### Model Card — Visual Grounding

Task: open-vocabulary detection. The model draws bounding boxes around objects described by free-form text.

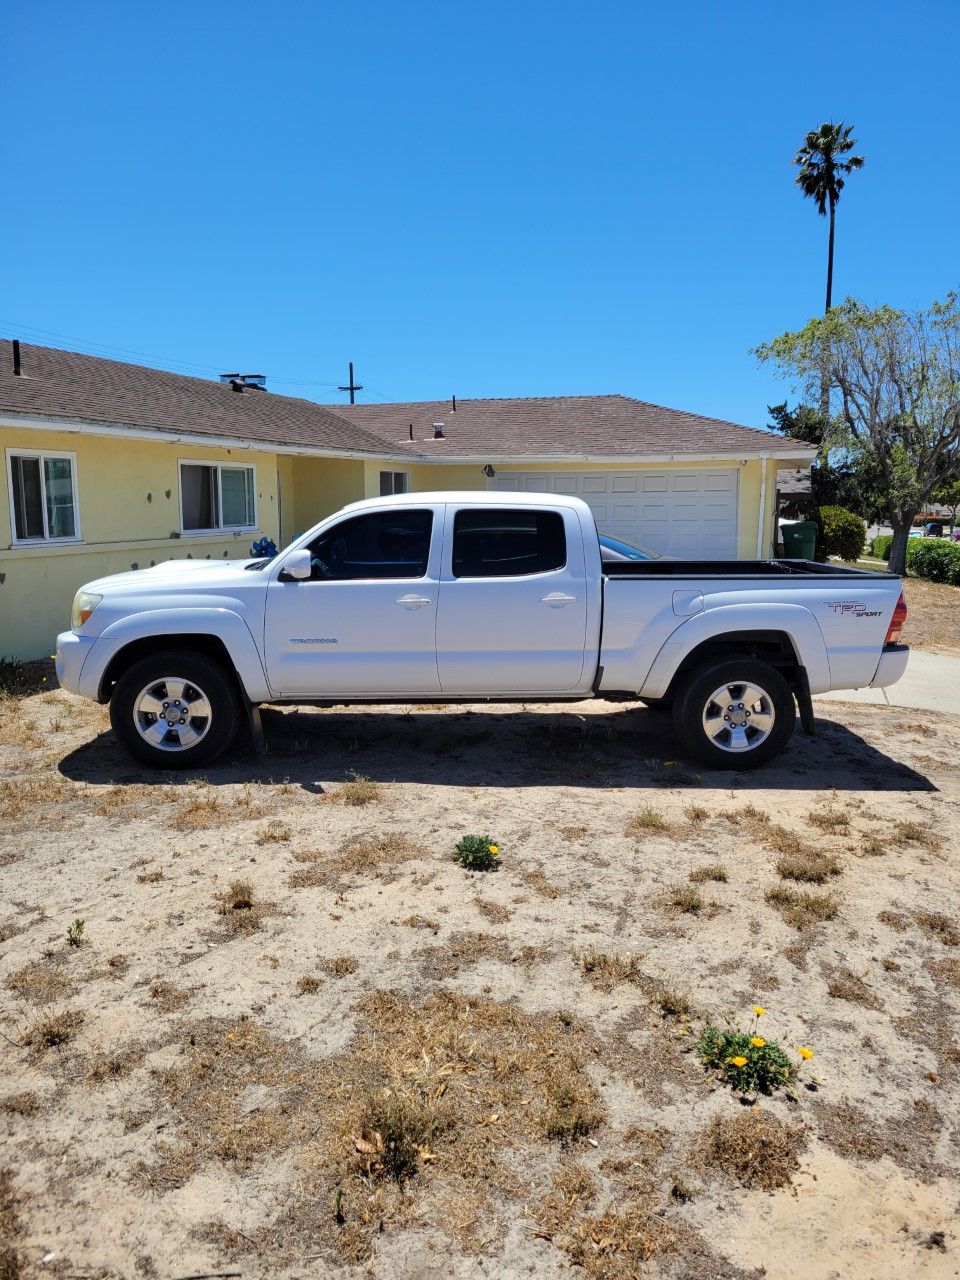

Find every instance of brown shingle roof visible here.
[328,395,813,458]
[0,342,814,460]
[0,341,389,455]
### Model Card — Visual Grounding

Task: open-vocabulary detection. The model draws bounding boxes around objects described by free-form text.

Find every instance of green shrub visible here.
[453,834,501,871]
[696,1024,794,1095]
[906,537,960,584]
[870,534,892,560]
[819,506,866,562]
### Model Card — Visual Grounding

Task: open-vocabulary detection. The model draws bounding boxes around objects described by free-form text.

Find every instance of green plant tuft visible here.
[696,1024,794,1095]
[453,834,501,872]
[66,919,85,948]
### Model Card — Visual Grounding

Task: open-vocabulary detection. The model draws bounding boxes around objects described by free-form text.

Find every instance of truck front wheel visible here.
[671,658,795,770]
[109,650,240,769]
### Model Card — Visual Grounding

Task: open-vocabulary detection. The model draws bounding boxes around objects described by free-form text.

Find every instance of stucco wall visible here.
[1,426,282,660]
[290,457,365,537]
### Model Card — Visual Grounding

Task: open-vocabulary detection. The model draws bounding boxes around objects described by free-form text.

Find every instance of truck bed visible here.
[604,558,895,579]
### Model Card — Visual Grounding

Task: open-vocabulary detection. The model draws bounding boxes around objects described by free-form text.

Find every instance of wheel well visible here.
[663,631,801,700]
[98,634,241,702]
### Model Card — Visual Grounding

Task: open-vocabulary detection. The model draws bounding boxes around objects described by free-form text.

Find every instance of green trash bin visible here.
[781,521,818,560]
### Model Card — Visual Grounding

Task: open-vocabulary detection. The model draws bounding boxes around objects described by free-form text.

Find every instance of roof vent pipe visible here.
[433,422,445,439]
[452,395,457,412]
[12,339,21,376]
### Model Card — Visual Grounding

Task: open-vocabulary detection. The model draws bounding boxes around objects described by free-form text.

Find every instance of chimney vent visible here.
[433,421,445,439]
[219,372,267,390]
[12,339,22,376]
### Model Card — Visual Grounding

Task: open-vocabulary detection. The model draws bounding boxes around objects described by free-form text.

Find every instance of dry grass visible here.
[149,981,190,1014]
[289,832,424,888]
[914,911,960,947]
[257,820,292,845]
[334,773,382,807]
[694,1111,806,1190]
[667,885,703,914]
[402,913,440,932]
[761,823,814,857]
[806,807,850,833]
[178,794,230,830]
[689,863,727,883]
[5,960,73,1005]
[22,1007,84,1057]
[516,868,562,899]
[766,885,840,928]
[684,803,708,822]
[319,956,358,978]
[0,1093,39,1117]
[826,967,883,1009]
[559,825,588,841]
[0,1168,25,1280]
[136,867,164,884]
[296,976,323,995]
[577,950,646,992]
[624,807,670,837]
[0,777,71,823]
[86,1045,147,1083]
[216,880,272,935]
[892,820,941,850]
[776,850,842,884]
[418,932,509,980]
[472,897,511,924]
[898,575,960,654]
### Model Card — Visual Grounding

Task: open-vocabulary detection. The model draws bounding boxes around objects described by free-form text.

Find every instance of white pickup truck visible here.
[56,492,909,771]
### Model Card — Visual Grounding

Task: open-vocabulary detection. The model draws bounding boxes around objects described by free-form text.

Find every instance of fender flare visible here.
[638,603,831,700]
[78,608,271,702]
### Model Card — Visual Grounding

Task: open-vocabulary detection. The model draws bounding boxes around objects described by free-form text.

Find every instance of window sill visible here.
[179,527,258,538]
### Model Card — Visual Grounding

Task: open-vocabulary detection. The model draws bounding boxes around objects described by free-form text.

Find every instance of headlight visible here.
[71,591,103,631]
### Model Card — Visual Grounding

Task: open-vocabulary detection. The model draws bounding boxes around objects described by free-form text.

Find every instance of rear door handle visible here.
[540,593,577,607]
[395,594,432,609]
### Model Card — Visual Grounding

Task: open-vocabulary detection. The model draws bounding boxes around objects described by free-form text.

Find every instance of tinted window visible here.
[306,510,432,580]
[452,509,566,578]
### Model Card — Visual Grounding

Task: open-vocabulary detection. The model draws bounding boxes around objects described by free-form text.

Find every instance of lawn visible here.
[1,690,957,1278]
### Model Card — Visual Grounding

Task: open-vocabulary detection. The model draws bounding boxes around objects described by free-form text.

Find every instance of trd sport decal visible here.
[825,601,882,618]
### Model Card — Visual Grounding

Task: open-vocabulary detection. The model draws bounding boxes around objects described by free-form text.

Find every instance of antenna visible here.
[338,361,363,404]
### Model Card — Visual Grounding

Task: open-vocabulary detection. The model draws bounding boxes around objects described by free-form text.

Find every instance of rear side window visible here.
[452,509,566,578]
[306,510,432,580]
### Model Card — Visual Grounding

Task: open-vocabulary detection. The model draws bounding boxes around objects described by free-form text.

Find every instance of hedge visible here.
[819,506,867,562]
[868,534,960,584]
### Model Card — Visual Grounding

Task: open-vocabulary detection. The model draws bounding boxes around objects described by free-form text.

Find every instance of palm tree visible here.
[794,122,865,312]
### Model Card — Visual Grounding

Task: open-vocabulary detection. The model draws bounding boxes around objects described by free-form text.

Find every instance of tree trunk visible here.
[888,518,913,577]
[825,197,835,313]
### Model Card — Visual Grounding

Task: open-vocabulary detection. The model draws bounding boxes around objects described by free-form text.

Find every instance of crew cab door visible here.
[264,507,441,695]
[436,504,589,693]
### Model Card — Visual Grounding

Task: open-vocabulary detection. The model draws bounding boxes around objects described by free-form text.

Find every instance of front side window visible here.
[7,451,79,542]
[379,470,409,496]
[306,509,432,580]
[180,462,256,532]
[452,509,566,578]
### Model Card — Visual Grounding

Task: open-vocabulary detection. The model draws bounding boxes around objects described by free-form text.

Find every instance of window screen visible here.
[306,509,432,580]
[181,464,219,530]
[221,466,255,527]
[452,509,566,578]
[10,453,77,541]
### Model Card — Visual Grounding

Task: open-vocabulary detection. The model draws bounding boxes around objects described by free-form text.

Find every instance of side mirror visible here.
[278,549,312,581]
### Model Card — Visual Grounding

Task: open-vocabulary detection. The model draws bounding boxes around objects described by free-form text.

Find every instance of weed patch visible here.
[694,1111,806,1190]
[914,912,959,946]
[826,967,882,1009]
[453,834,501,872]
[776,850,842,883]
[689,863,727,883]
[216,880,273,935]
[624,807,669,837]
[336,773,382,806]
[766,885,839,928]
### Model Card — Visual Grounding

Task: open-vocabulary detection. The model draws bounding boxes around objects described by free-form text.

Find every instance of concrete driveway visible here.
[815,648,960,716]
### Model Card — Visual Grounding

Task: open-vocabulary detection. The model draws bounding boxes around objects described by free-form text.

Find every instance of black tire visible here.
[671,658,795,770]
[109,649,241,769]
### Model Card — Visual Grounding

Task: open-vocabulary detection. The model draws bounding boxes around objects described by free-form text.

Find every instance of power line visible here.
[337,361,363,404]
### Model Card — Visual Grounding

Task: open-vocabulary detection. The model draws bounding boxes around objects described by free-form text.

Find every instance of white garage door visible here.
[491,469,739,559]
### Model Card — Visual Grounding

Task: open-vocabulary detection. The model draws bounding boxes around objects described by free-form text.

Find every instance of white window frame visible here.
[379,470,409,496]
[5,447,82,546]
[178,459,258,535]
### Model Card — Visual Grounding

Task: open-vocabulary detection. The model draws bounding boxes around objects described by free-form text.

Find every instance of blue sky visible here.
[2,1,958,428]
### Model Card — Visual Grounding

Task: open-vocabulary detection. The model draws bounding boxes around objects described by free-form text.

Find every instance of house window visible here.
[379,470,408,496]
[7,450,80,543]
[179,462,256,532]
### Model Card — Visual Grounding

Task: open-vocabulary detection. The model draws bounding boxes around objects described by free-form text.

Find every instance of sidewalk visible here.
[814,648,960,715]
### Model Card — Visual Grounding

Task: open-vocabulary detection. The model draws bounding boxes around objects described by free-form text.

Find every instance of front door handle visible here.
[395,594,432,610]
[540,593,577,607]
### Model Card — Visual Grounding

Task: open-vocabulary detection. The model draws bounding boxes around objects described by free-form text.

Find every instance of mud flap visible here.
[795,666,817,736]
[243,698,267,754]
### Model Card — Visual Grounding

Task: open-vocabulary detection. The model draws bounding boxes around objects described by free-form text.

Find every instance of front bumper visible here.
[55,631,101,699]
[870,644,909,689]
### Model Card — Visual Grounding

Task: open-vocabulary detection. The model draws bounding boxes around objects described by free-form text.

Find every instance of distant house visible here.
[0,341,814,659]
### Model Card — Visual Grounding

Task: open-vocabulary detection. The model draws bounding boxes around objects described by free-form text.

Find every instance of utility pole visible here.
[338,361,363,404]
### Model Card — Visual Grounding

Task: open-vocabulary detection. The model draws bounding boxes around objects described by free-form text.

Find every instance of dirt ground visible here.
[1,689,958,1280]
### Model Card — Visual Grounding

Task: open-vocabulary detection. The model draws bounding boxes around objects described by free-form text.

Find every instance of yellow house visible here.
[0,341,815,661]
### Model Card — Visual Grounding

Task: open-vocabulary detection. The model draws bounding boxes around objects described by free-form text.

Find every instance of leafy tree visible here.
[794,122,865,313]
[756,293,960,575]
[767,402,885,522]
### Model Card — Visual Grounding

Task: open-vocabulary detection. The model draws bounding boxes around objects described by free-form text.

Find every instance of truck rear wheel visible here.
[109,650,240,769]
[671,658,795,770]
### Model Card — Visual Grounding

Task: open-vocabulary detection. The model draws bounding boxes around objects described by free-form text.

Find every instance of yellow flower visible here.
[750,1036,766,1048]
[728,1056,748,1068]
[751,1005,767,1017]
[488,844,500,855]
[798,1046,814,1061]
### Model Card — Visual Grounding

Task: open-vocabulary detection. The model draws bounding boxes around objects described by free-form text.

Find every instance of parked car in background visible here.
[598,533,665,562]
[923,521,945,537]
